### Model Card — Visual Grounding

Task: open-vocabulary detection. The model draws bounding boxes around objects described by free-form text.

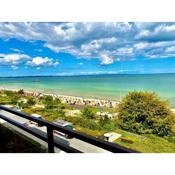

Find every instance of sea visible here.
[0,74,175,106]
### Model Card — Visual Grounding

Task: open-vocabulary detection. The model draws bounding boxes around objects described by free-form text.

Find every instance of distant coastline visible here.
[1,72,175,78]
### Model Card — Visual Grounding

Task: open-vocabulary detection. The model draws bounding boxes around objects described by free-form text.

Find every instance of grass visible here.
[79,106,118,113]
[75,125,105,137]
[113,128,175,153]
[75,126,175,153]
[22,107,63,121]
[0,95,12,104]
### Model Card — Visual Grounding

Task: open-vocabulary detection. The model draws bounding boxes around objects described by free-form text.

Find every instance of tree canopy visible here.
[118,91,175,137]
[27,97,36,106]
[81,107,96,119]
[18,89,24,95]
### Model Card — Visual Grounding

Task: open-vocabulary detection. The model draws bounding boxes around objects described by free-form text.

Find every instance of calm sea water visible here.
[0,74,175,106]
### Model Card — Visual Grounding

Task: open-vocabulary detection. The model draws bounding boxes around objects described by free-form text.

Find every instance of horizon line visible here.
[1,72,175,78]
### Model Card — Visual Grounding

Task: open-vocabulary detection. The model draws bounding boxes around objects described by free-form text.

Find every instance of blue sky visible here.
[1,22,175,76]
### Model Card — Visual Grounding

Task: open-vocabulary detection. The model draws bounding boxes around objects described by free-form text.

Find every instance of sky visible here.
[1,22,175,76]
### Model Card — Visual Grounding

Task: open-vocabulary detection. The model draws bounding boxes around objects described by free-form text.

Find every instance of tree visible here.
[17,101,28,109]
[11,98,18,105]
[99,115,110,127]
[118,91,174,137]
[98,115,116,130]
[18,89,24,95]
[42,96,54,109]
[27,98,36,106]
[54,98,61,105]
[81,107,96,119]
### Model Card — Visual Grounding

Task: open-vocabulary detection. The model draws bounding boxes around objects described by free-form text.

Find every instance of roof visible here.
[104,132,122,142]
[31,114,42,118]
[104,132,122,138]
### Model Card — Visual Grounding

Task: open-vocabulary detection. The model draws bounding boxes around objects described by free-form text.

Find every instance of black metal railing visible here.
[0,105,139,153]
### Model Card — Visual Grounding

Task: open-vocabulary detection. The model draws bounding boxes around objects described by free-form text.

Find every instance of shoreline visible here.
[0,86,119,108]
[1,86,175,111]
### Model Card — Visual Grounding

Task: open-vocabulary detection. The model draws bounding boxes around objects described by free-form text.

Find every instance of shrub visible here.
[42,96,54,109]
[27,98,36,106]
[56,109,66,118]
[79,118,100,130]
[4,90,15,96]
[42,96,61,109]
[118,91,174,137]
[64,116,100,130]
[54,98,61,104]
[18,89,24,95]
[98,115,110,127]
[81,107,96,119]
[98,115,118,131]
[10,98,18,105]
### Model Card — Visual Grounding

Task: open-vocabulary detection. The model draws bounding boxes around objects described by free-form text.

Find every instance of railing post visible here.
[47,126,54,153]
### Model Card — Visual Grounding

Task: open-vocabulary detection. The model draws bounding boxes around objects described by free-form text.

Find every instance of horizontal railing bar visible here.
[0,114,82,153]
[0,113,47,141]
[0,106,138,153]
[0,106,51,126]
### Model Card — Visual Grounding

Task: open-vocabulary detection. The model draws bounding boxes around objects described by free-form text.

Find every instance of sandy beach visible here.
[0,86,119,108]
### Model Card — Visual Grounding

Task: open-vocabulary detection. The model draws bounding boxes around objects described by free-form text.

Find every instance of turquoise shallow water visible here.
[1,74,175,106]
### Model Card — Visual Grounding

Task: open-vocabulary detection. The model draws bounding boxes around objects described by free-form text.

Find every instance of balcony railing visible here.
[0,105,139,153]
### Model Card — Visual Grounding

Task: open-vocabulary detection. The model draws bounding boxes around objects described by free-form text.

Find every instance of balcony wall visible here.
[0,124,47,153]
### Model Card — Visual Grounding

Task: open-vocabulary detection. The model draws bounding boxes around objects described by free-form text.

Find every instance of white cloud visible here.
[26,56,59,67]
[100,54,113,65]
[0,53,59,68]
[136,30,151,39]
[56,70,123,76]
[53,61,59,66]
[134,42,149,49]
[155,24,175,33]
[165,46,175,53]
[0,53,30,65]
[117,47,133,55]
[1,22,175,64]
[10,48,22,53]
[0,22,133,64]
[119,39,175,60]
[11,65,18,70]
[136,23,175,42]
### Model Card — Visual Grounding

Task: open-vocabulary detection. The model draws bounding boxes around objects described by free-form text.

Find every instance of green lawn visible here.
[72,125,175,153]
[113,128,175,153]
